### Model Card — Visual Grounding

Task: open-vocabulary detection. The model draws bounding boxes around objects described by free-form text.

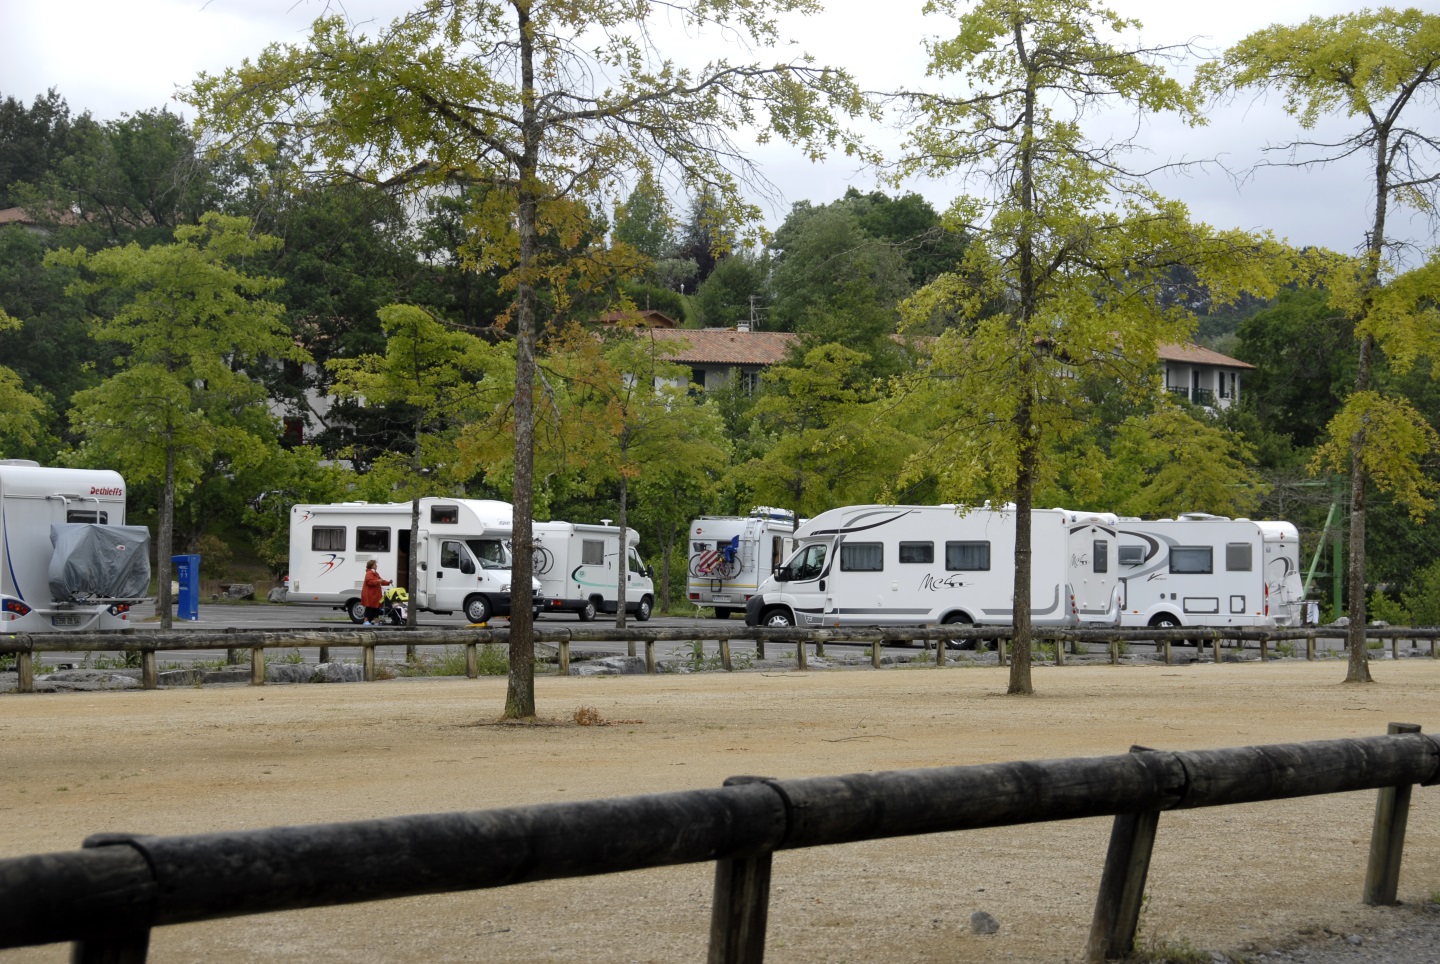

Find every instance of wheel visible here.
[464,595,492,624]
[942,613,974,649]
[713,607,733,620]
[635,596,653,622]
[347,599,366,624]
[387,609,404,627]
[762,608,794,628]
[578,599,596,622]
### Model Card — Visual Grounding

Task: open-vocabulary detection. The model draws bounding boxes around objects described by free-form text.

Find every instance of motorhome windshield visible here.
[781,543,827,581]
[466,539,509,569]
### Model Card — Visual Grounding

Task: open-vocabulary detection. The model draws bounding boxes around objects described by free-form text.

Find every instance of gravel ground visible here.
[4,658,1440,962]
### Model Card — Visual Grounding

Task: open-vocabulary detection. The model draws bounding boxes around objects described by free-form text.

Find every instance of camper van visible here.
[686,507,796,619]
[743,504,1121,630]
[532,521,654,621]
[1116,514,1306,630]
[0,460,150,632]
[287,498,542,624]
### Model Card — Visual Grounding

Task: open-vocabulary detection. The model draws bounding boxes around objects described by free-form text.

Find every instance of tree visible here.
[188,0,868,719]
[46,213,306,629]
[691,249,769,328]
[895,0,1285,694]
[1203,8,1440,682]
[0,307,46,456]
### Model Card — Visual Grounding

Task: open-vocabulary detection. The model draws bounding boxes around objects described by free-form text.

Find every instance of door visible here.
[430,539,474,612]
[781,541,832,626]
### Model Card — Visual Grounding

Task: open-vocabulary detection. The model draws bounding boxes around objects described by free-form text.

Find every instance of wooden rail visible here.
[4,625,1440,692]
[0,726,1434,962]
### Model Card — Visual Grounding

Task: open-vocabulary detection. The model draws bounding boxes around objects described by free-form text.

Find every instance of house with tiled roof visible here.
[642,325,799,394]
[1157,342,1253,410]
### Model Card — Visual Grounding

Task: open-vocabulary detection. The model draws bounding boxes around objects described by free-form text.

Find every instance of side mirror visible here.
[775,566,792,583]
[645,566,654,579]
[460,557,475,575]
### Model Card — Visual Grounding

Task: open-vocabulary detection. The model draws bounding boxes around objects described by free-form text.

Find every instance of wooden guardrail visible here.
[0,725,1433,963]
[4,625,1440,692]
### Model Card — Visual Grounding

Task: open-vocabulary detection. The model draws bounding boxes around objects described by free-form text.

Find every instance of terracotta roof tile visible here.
[1157,342,1254,370]
[644,327,799,366]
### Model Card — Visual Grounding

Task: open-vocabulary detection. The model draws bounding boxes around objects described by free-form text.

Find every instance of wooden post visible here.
[141,650,157,690]
[1162,639,1171,665]
[1260,637,1268,661]
[1431,637,1436,659]
[318,645,330,664]
[226,647,239,665]
[1109,639,1119,666]
[1364,722,1422,906]
[708,777,775,964]
[1085,747,1162,963]
[363,644,375,682]
[754,635,765,661]
[250,647,265,686]
[1212,636,1221,664]
[796,637,808,671]
[1391,636,1399,661]
[1307,635,1316,660]
[557,637,570,676]
[466,641,479,679]
[936,633,947,667]
[871,639,882,669]
[645,639,655,675]
[998,636,1007,666]
[1056,637,1065,667]
[814,636,825,658]
[17,650,34,693]
[720,638,733,672]
[71,929,152,964]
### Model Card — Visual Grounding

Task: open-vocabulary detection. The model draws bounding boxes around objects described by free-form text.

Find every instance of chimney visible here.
[735,322,751,333]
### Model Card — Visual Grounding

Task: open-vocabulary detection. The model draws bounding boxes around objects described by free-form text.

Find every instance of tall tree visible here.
[46,213,306,629]
[188,0,868,719]
[895,0,1285,694]
[0,307,46,456]
[1203,8,1440,683]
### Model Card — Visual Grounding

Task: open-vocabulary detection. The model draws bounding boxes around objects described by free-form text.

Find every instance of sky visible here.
[3,0,1437,258]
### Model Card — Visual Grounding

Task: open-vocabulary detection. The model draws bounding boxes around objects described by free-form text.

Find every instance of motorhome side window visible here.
[945,541,990,571]
[628,549,646,574]
[312,526,345,551]
[430,505,460,524]
[898,541,933,564]
[1093,540,1108,574]
[840,543,883,571]
[1118,545,1145,566]
[1170,546,1213,574]
[440,541,462,569]
[357,527,390,553]
[66,509,109,523]
[582,540,605,566]
[1225,543,1253,571]
[789,544,826,580]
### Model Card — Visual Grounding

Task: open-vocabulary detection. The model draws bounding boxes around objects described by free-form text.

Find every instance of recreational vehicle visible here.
[287,498,542,624]
[686,507,796,619]
[0,460,150,632]
[743,504,1121,631]
[532,521,655,621]
[1116,514,1306,630]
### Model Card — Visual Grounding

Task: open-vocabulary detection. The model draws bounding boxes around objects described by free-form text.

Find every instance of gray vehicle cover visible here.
[48,524,152,602]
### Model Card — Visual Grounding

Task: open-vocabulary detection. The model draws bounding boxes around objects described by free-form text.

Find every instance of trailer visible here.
[287,498,541,624]
[743,504,1120,631]
[0,460,150,632]
[1116,513,1306,630]
[686,507,796,619]
[532,521,655,621]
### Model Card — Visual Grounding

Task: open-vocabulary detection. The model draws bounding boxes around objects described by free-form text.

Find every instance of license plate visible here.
[52,614,81,627]
[712,595,731,603]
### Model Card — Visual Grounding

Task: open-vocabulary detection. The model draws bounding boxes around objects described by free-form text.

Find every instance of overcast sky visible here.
[3,0,1437,257]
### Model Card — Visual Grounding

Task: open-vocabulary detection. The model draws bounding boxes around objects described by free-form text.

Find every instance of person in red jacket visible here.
[360,559,391,626]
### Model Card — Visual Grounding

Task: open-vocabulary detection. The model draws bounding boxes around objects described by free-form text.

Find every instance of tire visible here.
[713,607,733,620]
[1149,614,1185,647]
[761,608,794,628]
[635,596,653,622]
[388,609,404,627]
[942,613,974,650]
[464,595,492,624]
[578,599,596,622]
[347,599,366,624]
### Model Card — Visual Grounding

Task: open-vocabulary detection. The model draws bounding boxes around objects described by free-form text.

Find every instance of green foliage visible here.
[692,250,768,328]
[1312,391,1440,519]
[0,307,46,455]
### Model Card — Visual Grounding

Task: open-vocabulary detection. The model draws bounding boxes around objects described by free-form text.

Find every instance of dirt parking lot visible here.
[4,658,1440,962]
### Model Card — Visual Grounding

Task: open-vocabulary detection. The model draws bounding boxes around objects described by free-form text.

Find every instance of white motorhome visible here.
[287,498,541,624]
[1116,514,1306,630]
[686,507,796,619]
[532,521,654,621]
[0,460,150,632]
[743,504,1121,631]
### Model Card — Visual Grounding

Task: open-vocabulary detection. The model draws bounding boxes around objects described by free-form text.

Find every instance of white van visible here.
[533,521,654,621]
[686,507,796,619]
[0,460,150,632]
[287,498,541,624]
[1116,514,1306,630]
[744,504,1120,630]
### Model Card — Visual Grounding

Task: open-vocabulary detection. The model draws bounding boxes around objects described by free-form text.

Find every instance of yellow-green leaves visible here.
[1313,391,1440,520]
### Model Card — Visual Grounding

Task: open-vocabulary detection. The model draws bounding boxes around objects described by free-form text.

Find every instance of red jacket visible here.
[361,569,391,608]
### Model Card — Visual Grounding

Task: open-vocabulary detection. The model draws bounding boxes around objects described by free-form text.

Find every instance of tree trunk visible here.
[616,468,630,636]
[503,1,539,720]
[157,445,175,632]
[1008,393,1036,695]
